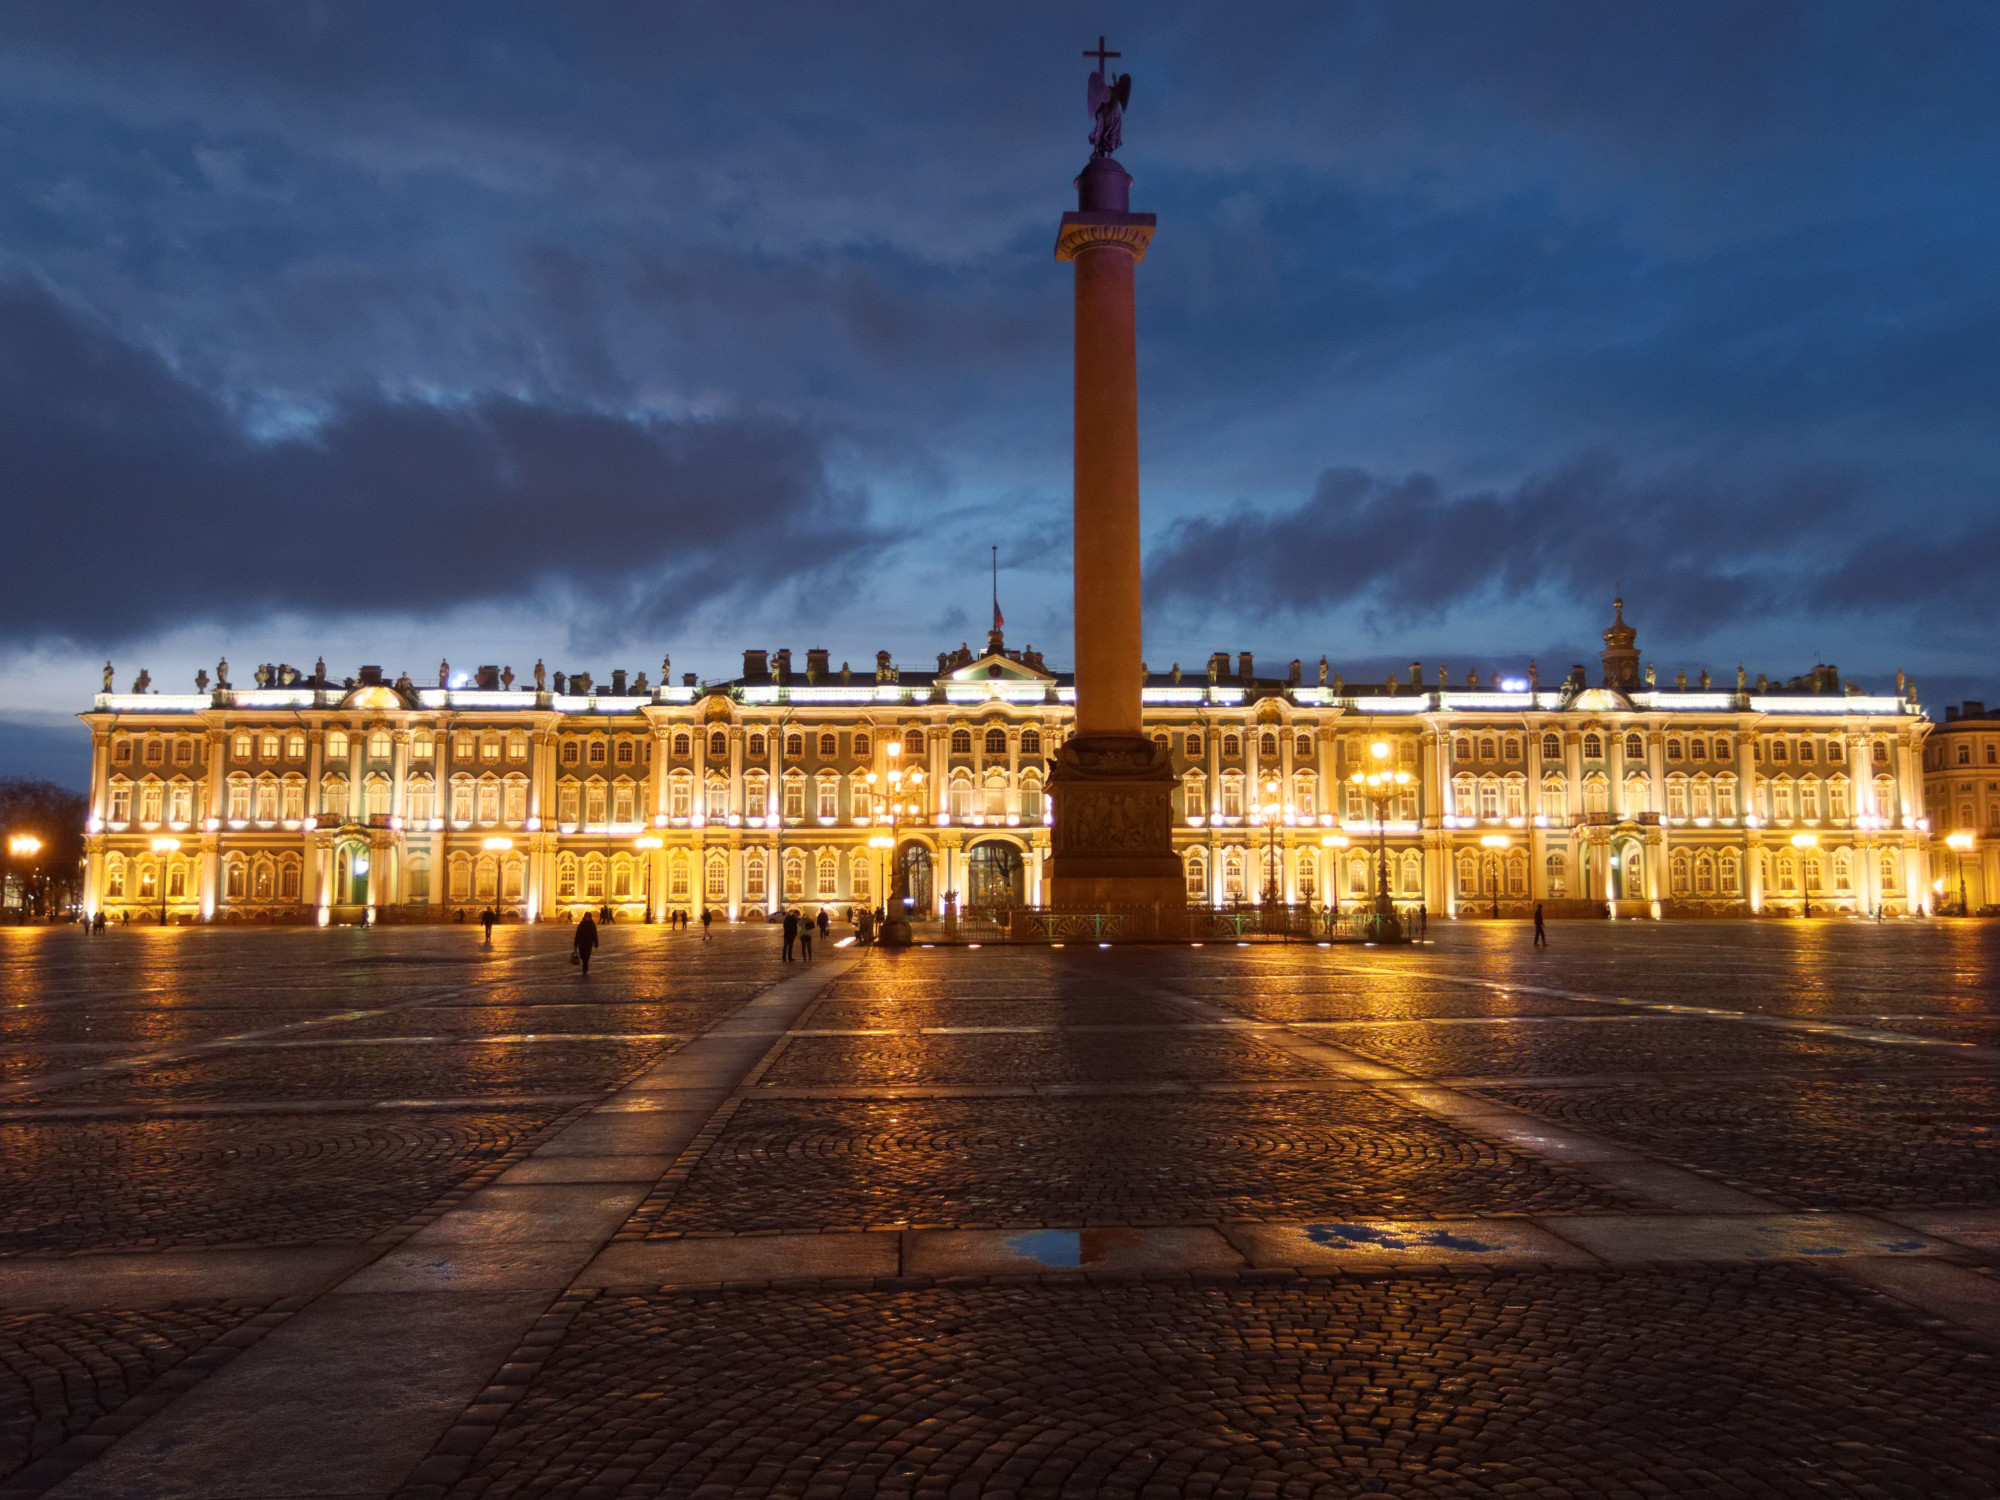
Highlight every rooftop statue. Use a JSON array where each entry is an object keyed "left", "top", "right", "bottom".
[{"left": 1085, "top": 37, "right": 1130, "bottom": 157}]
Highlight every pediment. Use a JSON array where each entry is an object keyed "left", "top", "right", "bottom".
[{"left": 948, "top": 653, "right": 1053, "bottom": 683}]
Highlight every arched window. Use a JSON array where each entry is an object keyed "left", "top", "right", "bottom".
[
  {"left": 105, "top": 855, "right": 126, "bottom": 899},
  {"left": 1832, "top": 849, "right": 1853, "bottom": 893},
  {"left": 449, "top": 855, "right": 472, "bottom": 901},
  {"left": 1184, "top": 732, "right": 1203, "bottom": 758},
  {"left": 984, "top": 728, "right": 1007, "bottom": 754},
  {"left": 583, "top": 855, "right": 605, "bottom": 900},
  {"left": 280, "top": 856, "right": 302, "bottom": 900},
  {"left": 950, "top": 769, "right": 974, "bottom": 821},
  {"left": 615, "top": 741, "right": 634, "bottom": 766},
  {"left": 562, "top": 742, "right": 580, "bottom": 765},
  {"left": 476, "top": 856, "right": 499, "bottom": 901},
  {"left": 1292, "top": 770, "right": 1317, "bottom": 816},
  {"left": 1222, "top": 734, "right": 1241, "bottom": 759},
  {"left": 1542, "top": 733, "right": 1561, "bottom": 759},
  {"left": 503, "top": 857, "right": 524, "bottom": 902},
  {"left": 1452, "top": 772, "right": 1475, "bottom": 814},
  {"left": 1541, "top": 775, "right": 1566, "bottom": 822},
  {"left": 854, "top": 734, "right": 871, "bottom": 758},
  {"left": 1456, "top": 851, "right": 1478, "bottom": 897},
  {"left": 950, "top": 729, "right": 973, "bottom": 754},
  {"left": 1827, "top": 778, "right": 1849, "bottom": 820},
  {"left": 556, "top": 854, "right": 578, "bottom": 901},
  {"left": 669, "top": 852, "right": 691, "bottom": 900},
  {"left": 817, "top": 853, "right": 839, "bottom": 898},
  {"left": 1479, "top": 776, "right": 1501, "bottom": 819},
  {"left": 1878, "top": 851, "right": 1898, "bottom": 893},
  {"left": 1670, "top": 849, "right": 1690, "bottom": 894},
  {"left": 1665, "top": 775, "right": 1687, "bottom": 820},
  {"left": 1184, "top": 847, "right": 1208, "bottom": 900},
  {"left": 782, "top": 772, "right": 806, "bottom": 821},
  {"left": 783, "top": 849, "right": 806, "bottom": 901},
  {"left": 704, "top": 775, "right": 728, "bottom": 822},
  {"left": 904, "top": 728, "right": 925, "bottom": 755},
  {"left": 1546, "top": 852, "right": 1568, "bottom": 897},
  {"left": 255, "top": 777, "right": 280, "bottom": 822},
  {"left": 1296, "top": 849, "right": 1318, "bottom": 900},
  {"left": 744, "top": 851, "right": 767, "bottom": 902},
  {"left": 1222, "top": 848, "right": 1246, "bottom": 903},
  {"left": 1020, "top": 729, "right": 1042, "bottom": 756},
  {"left": 1260, "top": 732, "right": 1279, "bottom": 758},
  {"left": 1478, "top": 736, "right": 1497, "bottom": 760},
  {"left": 1503, "top": 774, "right": 1526, "bottom": 820},
  {"left": 672, "top": 733, "right": 691, "bottom": 757},
  {"left": 588, "top": 741, "right": 607, "bottom": 765},
  {"left": 982, "top": 768, "right": 1008, "bottom": 819},
  {"left": 1582, "top": 733, "right": 1603, "bottom": 759},
  {"left": 610, "top": 856, "right": 632, "bottom": 899},
  {"left": 819, "top": 733, "right": 837, "bottom": 757},
  {"left": 1694, "top": 851, "right": 1715, "bottom": 895},
  {"left": 709, "top": 731, "right": 728, "bottom": 759},
  {"left": 1506, "top": 850, "right": 1528, "bottom": 896},
  {"left": 584, "top": 780, "right": 607, "bottom": 824},
  {"left": 1775, "top": 852, "right": 1797, "bottom": 894},
  {"left": 1719, "top": 850, "right": 1741, "bottom": 895},
  {"left": 849, "top": 851, "right": 872, "bottom": 901},
  {"left": 1627, "top": 733, "right": 1645, "bottom": 759},
  {"left": 786, "top": 733, "right": 804, "bottom": 758},
  {"left": 1296, "top": 733, "right": 1313, "bottom": 758},
  {"left": 1399, "top": 849, "right": 1423, "bottom": 897},
  {"left": 286, "top": 732, "right": 306, "bottom": 759},
  {"left": 1220, "top": 772, "right": 1244, "bottom": 820},
  {"left": 816, "top": 772, "right": 840, "bottom": 821},
  {"left": 705, "top": 851, "right": 728, "bottom": 901},
  {"left": 1583, "top": 774, "right": 1608, "bottom": 815},
  {"left": 503, "top": 777, "right": 528, "bottom": 824},
  {"left": 1020, "top": 769, "right": 1045, "bottom": 820},
  {"left": 748, "top": 733, "right": 767, "bottom": 760}
]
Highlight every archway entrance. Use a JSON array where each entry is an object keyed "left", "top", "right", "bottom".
[
  {"left": 895, "top": 844, "right": 934, "bottom": 916},
  {"left": 966, "top": 841, "right": 1026, "bottom": 910},
  {"left": 335, "top": 841, "right": 372, "bottom": 906},
  {"left": 1610, "top": 837, "right": 1644, "bottom": 902}
]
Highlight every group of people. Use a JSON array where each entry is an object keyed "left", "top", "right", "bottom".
[{"left": 780, "top": 907, "right": 832, "bottom": 961}]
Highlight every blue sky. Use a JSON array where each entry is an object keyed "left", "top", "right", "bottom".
[{"left": 4, "top": 2, "right": 1999, "bottom": 785}]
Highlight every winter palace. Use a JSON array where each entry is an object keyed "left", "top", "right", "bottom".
[{"left": 77, "top": 603, "right": 1939, "bottom": 925}]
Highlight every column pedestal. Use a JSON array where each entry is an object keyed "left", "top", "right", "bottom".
[{"left": 1047, "top": 735, "right": 1182, "bottom": 915}]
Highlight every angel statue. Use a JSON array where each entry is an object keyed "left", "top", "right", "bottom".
[{"left": 1086, "top": 41, "right": 1130, "bottom": 157}]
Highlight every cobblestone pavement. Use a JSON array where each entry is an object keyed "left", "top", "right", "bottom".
[
  {"left": 445, "top": 1271, "right": 2000, "bottom": 1500},
  {"left": 4, "top": 920, "right": 2000, "bottom": 1499},
  {"left": 0, "top": 1303, "right": 273, "bottom": 1483},
  {"left": 644, "top": 1093, "right": 1633, "bottom": 1234}
]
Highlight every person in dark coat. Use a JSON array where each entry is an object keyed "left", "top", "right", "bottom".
[
  {"left": 781, "top": 909, "right": 798, "bottom": 961},
  {"left": 1533, "top": 903, "right": 1548, "bottom": 947},
  {"left": 817, "top": 909, "right": 831, "bottom": 940},
  {"left": 799, "top": 915, "right": 814, "bottom": 961},
  {"left": 701, "top": 908, "right": 713, "bottom": 942},
  {"left": 573, "top": 912, "right": 599, "bottom": 975},
  {"left": 480, "top": 908, "right": 496, "bottom": 943}
]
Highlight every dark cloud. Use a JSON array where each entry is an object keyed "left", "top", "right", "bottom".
[
  {"left": 1144, "top": 457, "right": 2000, "bottom": 640},
  {"left": 0, "top": 279, "right": 870, "bottom": 644}
]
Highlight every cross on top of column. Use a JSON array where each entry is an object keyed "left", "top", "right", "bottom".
[{"left": 1085, "top": 35, "right": 1120, "bottom": 73}]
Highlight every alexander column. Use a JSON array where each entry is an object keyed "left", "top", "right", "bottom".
[{"left": 1047, "top": 38, "right": 1184, "bottom": 922}]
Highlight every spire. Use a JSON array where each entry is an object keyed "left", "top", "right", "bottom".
[{"left": 1600, "top": 596, "right": 1641, "bottom": 690}]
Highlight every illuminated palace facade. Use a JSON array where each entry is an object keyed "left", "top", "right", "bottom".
[{"left": 78, "top": 605, "right": 1934, "bottom": 925}]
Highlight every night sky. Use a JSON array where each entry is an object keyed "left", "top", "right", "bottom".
[{"left": 5, "top": 2, "right": 1999, "bottom": 786}]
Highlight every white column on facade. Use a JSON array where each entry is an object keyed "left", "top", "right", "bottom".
[{"left": 390, "top": 732, "right": 410, "bottom": 820}]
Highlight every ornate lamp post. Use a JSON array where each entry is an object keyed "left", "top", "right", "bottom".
[
  {"left": 1479, "top": 833, "right": 1511, "bottom": 918},
  {"left": 866, "top": 742, "right": 925, "bottom": 947},
  {"left": 1321, "top": 833, "right": 1348, "bottom": 918},
  {"left": 149, "top": 835, "right": 180, "bottom": 925},
  {"left": 1946, "top": 831, "right": 1975, "bottom": 915},
  {"left": 635, "top": 835, "right": 663, "bottom": 921},
  {"left": 1790, "top": 831, "right": 1818, "bottom": 918},
  {"left": 1259, "top": 775, "right": 1284, "bottom": 904},
  {"left": 1346, "top": 741, "right": 1412, "bottom": 940},
  {"left": 7, "top": 834, "right": 40, "bottom": 923}
]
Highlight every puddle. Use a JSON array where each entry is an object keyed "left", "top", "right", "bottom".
[
  {"left": 1303, "top": 1223, "right": 1499, "bottom": 1254},
  {"left": 1001, "top": 1228, "right": 1146, "bottom": 1267}
]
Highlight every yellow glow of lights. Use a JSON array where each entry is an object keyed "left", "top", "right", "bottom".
[
  {"left": 1789, "top": 832, "right": 1818, "bottom": 849},
  {"left": 1480, "top": 834, "right": 1511, "bottom": 848},
  {"left": 483, "top": 836, "right": 515, "bottom": 851},
  {"left": 1946, "top": 832, "right": 1976, "bottom": 851},
  {"left": 149, "top": 836, "right": 181, "bottom": 855},
  {"left": 1320, "top": 834, "right": 1348, "bottom": 848},
  {"left": 1370, "top": 741, "right": 1390, "bottom": 760},
  {"left": 634, "top": 836, "right": 663, "bottom": 851},
  {"left": 7, "top": 835, "right": 40, "bottom": 858}
]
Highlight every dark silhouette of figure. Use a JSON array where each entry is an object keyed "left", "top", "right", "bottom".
[
  {"left": 701, "top": 908, "right": 713, "bottom": 942},
  {"left": 481, "top": 908, "right": 496, "bottom": 943},
  {"left": 817, "top": 909, "right": 831, "bottom": 940},
  {"left": 799, "top": 917, "right": 813, "bottom": 961},
  {"left": 782, "top": 909, "right": 799, "bottom": 962},
  {"left": 1418, "top": 903, "right": 1428, "bottom": 938},
  {"left": 574, "top": 912, "right": 599, "bottom": 975},
  {"left": 1533, "top": 903, "right": 1548, "bottom": 947}
]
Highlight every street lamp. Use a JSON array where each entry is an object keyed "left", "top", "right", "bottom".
[
  {"left": 635, "top": 835, "right": 663, "bottom": 921},
  {"left": 1479, "top": 833, "right": 1512, "bottom": 918},
  {"left": 7, "top": 834, "right": 41, "bottom": 923},
  {"left": 149, "top": 835, "right": 180, "bottom": 925},
  {"left": 1946, "top": 831, "right": 1975, "bottom": 916},
  {"left": 866, "top": 741, "right": 925, "bottom": 946},
  {"left": 1259, "top": 775, "right": 1284, "bottom": 905},
  {"left": 1790, "top": 831, "right": 1818, "bottom": 918},
  {"left": 1321, "top": 833, "right": 1348, "bottom": 918},
  {"left": 1347, "top": 741, "right": 1412, "bottom": 940}
]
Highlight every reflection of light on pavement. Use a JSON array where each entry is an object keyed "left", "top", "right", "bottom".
[{"left": 834, "top": 936, "right": 856, "bottom": 948}]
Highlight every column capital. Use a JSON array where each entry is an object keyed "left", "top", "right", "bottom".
[{"left": 1055, "top": 211, "right": 1156, "bottom": 263}]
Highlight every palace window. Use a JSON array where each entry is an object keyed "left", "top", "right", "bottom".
[
  {"left": 1879, "top": 851, "right": 1899, "bottom": 893},
  {"left": 1771, "top": 780, "right": 1794, "bottom": 821},
  {"left": 745, "top": 851, "right": 767, "bottom": 902},
  {"left": 610, "top": 857, "right": 631, "bottom": 900},
  {"left": 1020, "top": 729, "right": 1041, "bottom": 755},
  {"left": 1503, "top": 736, "right": 1521, "bottom": 760},
  {"left": 1153, "top": 733, "right": 1169, "bottom": 754},
  {"left": 1671, "top": 850, "right": 1690, "bottom": 895},
  {"left": 817, "top": 776, "right": 839, "bottom": 820},
  {"left": 1183, "top": 773, "right": 1206, "bottom": 819},
  {"left": 140, "top": 782, "right": 164, "bottom": 823},
  {"left": 1872, "top": 740, "right": 1888, "bottom": 765},
  {"left": 1503, "top": 775, "right": 1526, "bottom": 820},
  {"left": 366, "top": 731, "right": 389, "bottom": 760},
  {"left": 1544, "top": 852, "right": 1567, "bottom": 898},
  {"left": 1220, "top": 773, "right": 1244, "bottom": 820},
  {"left": 562, "top": 742, "right": 580, "bottom": 765},
  {"left": 951, "top": 729, "right": 973, "bottom": 754},
  {"left": 1690, "top": 738, "right": 1707, "bottom": 761},
  {"left": 557, "top": 782, "right": 580, "bottom": 824},
  {"left": 1478, "top": 736, "right": 1496, "bottom": 760},
  {"left": 1261, "top": 733, "right": 1279, "bottom": 758},
  {"left": 705, "top": 778, "right": 728, "bottom": 821},
  {"left": 616, "top": 741, "right": 634, "bottom": 765},
  {"left": 1222, "top": 848, "right": 1246, "bottom": 903},
  {"left": 673, "top": 733, "right": 691, "bottom": 757},
  {"left": 503, "top": 778, "right": 527, "bottom": 823},
  {"left": 1222, "top": 735, "right": 1241, "bottom": 759},
  {"left": 258, "top": 733, "right": 277, "bottom": 760},
  {"left": 1664, "top": 737, "right": 1681, "bottom": 761},
  {"left": 613, "top": 781, "right": 636, "bottom": 824},
  {"left": 1582, "top": 734, "right": 1603, "bottom": 759},
  {"left": 710, "top": 732, "right": 728, "bottom": 758},
  {"left": 850, "top": 852, "right": 871, "bottom": 901},
  {"left": 786, "top": 734, "right": 804, "bottom": 758},
  {"left": 585, "top": 781, "right": 607, "bottom": 824},
  {"left": 669, "top": 852, "right": 691, "bottom": 900},
  {"left": 1828, "top": 778, "right": 1849, "bottom": 820},
  {"left": 450, "top": 778, "right": 474, "bottom": 823},
  {"left": 1716, "top": 776, "right": 1738, "bottom": 818},
  {"left": 112, "top": 739, "right": 132, "bottom": 765},
  {"left": 1479, "top": 777, "right": 1501, "bottom": 819},
  {"left": 1542, "top": 733, "right": 1561, "bottom": 759},
  {"left": 985, "top": 728, "right": 1007, "bottom": 755},
  {"left": 1666, "top": 777, "right": 1688, "bottom": 820},
  {"left": 817, "top": 854, "right": 838, "bottom": 899},
  {"left": 1772, "top": 740, "right": 1790, "bottom": 763},
  {"left": 1184, "top": 848, "right": 1208, "bottom": 901},
  {"left": 817, "top": 732, "right": 836, "bottom": 758},
  {"left": 669, "top": 773, "right": 692, "bottom": 819},
  {"left": 589, "top": 741, "right": 606, "bottom": 765},
  {"left": 1716, "top": 738, "right": 1732, "bottom": 761},
  {"left": 232, "top": 733, "right": 252, "bottom": 760},
  {"left": 1297, "top": 734, "right": 1313, "bottom": 757},
  {"left": 170, "top": 781, "right": 195, "bottom": 823},
  {"left": 784, "top": 851, "right": 805, "bottom": 901},
  {"left": 1800, "top": 740, "right": 1817, "bottom": 764},
  {"left": 1294, "top": 771, "right": 1317, "bottom": 816},
  {"left": 784, "top": 775, "right": 806, "bottom": 820},
  {"left": 228, "top": 778, "right": 252, "bottom": 821},
  {"left": 404, "top": 777, "right": 432, "bottom": 823},
  {"left": 557, "top": 855, "right": 578, "bottom": 901},
  {"left": 983, "top": 770, "right": 1008, "bottom": 818},
  {"left": 1186, "top": 733, "right": 1204, "bottom": 758},
  {"left": 477, "top": 778, "right": 501, "bottom": 824},
  {"left": 1020, "top": 770, "right": 1044, "bottom": 820},
  {"left": 950, "top": 771, "right": 974, "bottom": 821},
  {"left": 1297, "top": 849, "right": 1318, "bottom": 901},
  {"left": 583, "top": 857, "right": 604, "bottom": 900},
  {"left": 748, "top": 733, "right": 766, "bottom": 759},
  {"left": 1583, "top": 774, "right": 1608, "bottom": 815},
  {"left": 904, "top": 728, "right": 925, "bottom": 755},
  {"left": 854, "top": 734, "right": 871, "bottom": 758},
  {"left": 281, "top": 857, "right": 302, "bottom": 900}
]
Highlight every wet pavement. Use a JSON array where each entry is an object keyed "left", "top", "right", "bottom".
[{"left": 0, "top": 919, "right": 1997, "bottom": 1498}]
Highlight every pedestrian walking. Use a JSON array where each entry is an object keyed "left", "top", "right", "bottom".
[
  {"left": 480, "top": 907, "right": 496, "bottom": 944},
  {"left": 1418, "top": 903, "right": 1428, "bottom": 938},
  {"left": 573, "top": 911, "right": 599, "bottom": 975},
  {"left": 782, "top": 909, "right": 798, "bottom": 962},
  {"left": 817, "top": 909, "right": 831, "bottom": 941},
  {"left": 701, "top": 908, "right": 713, "bottom": 942},
  {"left": 1533, "top": 902, "right": 1548, "bottom": 947},
  {"left": 799, "top": 917, "right": 814, "bottom": 961}
]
